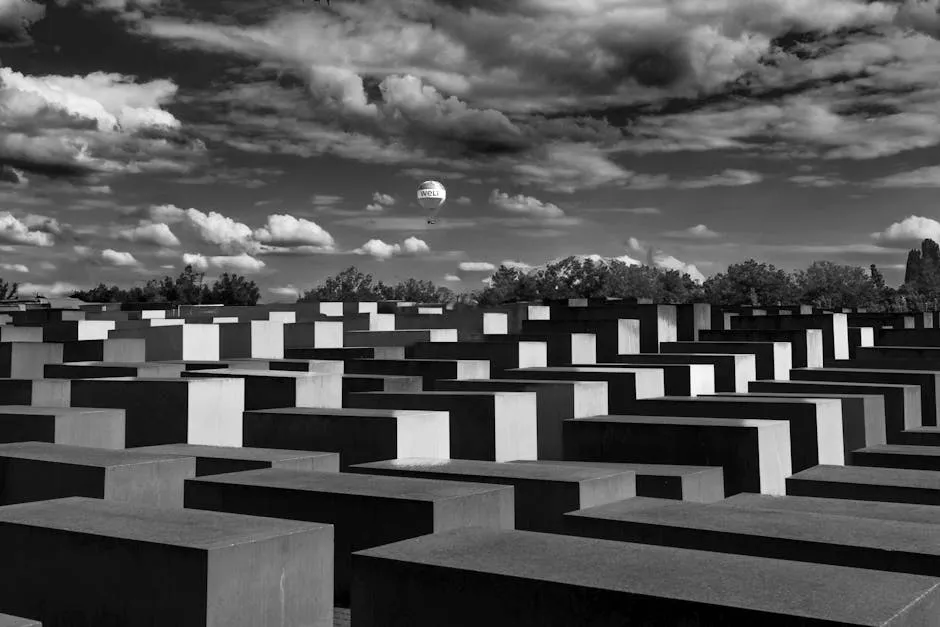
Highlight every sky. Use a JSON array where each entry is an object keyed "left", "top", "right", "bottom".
[{"left": 3, "top": 0, "right": 940, "bottom": 301}]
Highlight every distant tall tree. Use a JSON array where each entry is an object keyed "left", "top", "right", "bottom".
[
  {"left": 0, "top": 277, "right": 17, "bottom": 300},
  {"left": 383, "top": 277, "right": 452, "bottom": 303},
  {"left": 209, "top": 273, "right": 260, "bottom": 306},
  {"left": 299, "top": 266, "right": 383, "bottom": 302},
  {"left": 793, "top": 261, "right": 878, "bottom": 309},
  {"left": 477, "top": 265, "right": 539, "bottom": 305},
  {"left": 703, "top": 259, "right": 796, "bottom": 307}
]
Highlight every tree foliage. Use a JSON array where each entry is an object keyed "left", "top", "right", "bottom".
[
  {"left": 69, "top": 266, "right": 260, "bottom": 306},
  {"left": 0, "top": 277, "right": 17, "bottom": 300},
  {"left": 298, "top": 266, "right": 454, "bottom": 303}
]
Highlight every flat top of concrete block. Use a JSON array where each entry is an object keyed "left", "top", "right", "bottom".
[
  {"left": 790, "top": 464, "right": 940, "bottom": 489},
  {"left": 859, "top": 444, "right": 940, "bottom": 457},
  {"left": 246, "top": 407, "right": 448, "bottom": 418},
  {"left": 351, "top": 358, "right": 488, "bottom": 365},
  {"left": 644, "top": 395, "right": 834, "bottom": 407},
  {"left": 354, "top": 390, "right": 533, "bottom": 399},
  {"left": 0, "top": 406, "right": 120, "bottom": 417},
  {"left": 670, "top": 341, "right": 781, "bottom": 347},
  {"left": 0, "top": 613, "right": 39, "bottom": 627},
  {"left": 796, "top": 367, "right": 939, "bottom": 375},
  {"left": 756, "top": 380, "right": 918, "bottom": 390},
  {"left": 84, "top": 376, "right": 237, "bottom": 384},
  {"left": 728, "top": 392, "right": 878, "bottom": 400},
  {"left": 621, "top": 353, "right": 748, "bottom": 360},
  {"left": 571, "top": 498, "right": 940, "bottom": 555},
  {"left": 511, "top": 460, "right": 722, "bottom": 478},
  {"left": 444, "top": 378, "right": 606, "bottom": 389},
  {"left": 0, "top": 496, "right": 326, "bottom": 549},
  {"left": 353, "top": 459, "right": 634, "bottom": 482},
  {"left": 354, "top": 527, "right": 940, "bottom": 623},
  {"left": 514, "top": 367, "right": 649, "bottom": 374},
  {"left": 0, "top": 441, "right": 191, "bottom": 468},
  {"left": 722, "top": 493, "right": 940, "bottom": 525},
  {"left": 191, "top": 468, "right": 511, "bottom": 501},
  {"left": 574, "top": 415, "right": 788, "bottom": 428},
  {"left": 54, "top": 361, "right": 172, "bottom": 369},
  {"left": 133, "top": 444, "right": 338, "bottom": 462},
  {"left": 186, "top": 368, "right": 333, "bottom": 379}
]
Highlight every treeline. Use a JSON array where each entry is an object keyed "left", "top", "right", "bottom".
[
  {"left": 69, "top": 266, "right": 261, "bottom": 306},
  {"left": 7, "top": 238, "right": 940, "bottom": 310}
]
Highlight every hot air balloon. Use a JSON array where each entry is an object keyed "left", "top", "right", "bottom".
[{"left": 417, "top": 180, "right": 446, "bottom": 225}]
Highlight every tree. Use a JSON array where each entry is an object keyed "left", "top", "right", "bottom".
[
  {"left": 383, "top": 277, "right": 452, "bottom": 303},
  {"left": 477, "top": 265, "right": 539, "bottom": 305},
  {"left": 209, "top": 273, "right": 260, "bottom": 306},
  {"left": 703, "top": 259, "right": 797, "bottom": 307},
  {"left": 0, "top": 277, "right": 17, "bottom": 300},
  {"left": 793, "top": 261, "right": 879, "bottom": 310},
  {"left": 299, "top": 266, "right": 383, "bottom": 302}
]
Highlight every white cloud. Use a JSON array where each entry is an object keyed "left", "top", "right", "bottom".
[
  {"left": 311, "top": 194, "right": 343, "bottom": 206},
  {"left": 268, "top": 285, "right": 300, "bottom": 299},
  {"left": 459, "top": 261, "right": 496, "bottom": 272},
  {"left": 253, "top": 214, "right": 335, "bottom": 251},
  {"left": 211, "top": 253, "right": 266, "bottom": 273},
  {"left": 871, "top": 216, "right": 940, "bottom": 246},
  {"left": 182, "top": 253, "right": 209, "bottom": 271},
  {"left": 0, "top": 263, "right": 28, "bottom": 273},
  {"left": 0, "top": 212, "right": 55, "bottom": 246},
  {"left": 489, "top": 189, "right": 566, "bottom": 219},
  {"left": 663, "top": 224, "right": 721, "bottom": 239},
  {"left": 185, "top": 208, "right": 255, "bottom": 254},
  {"left": 444, "top": 274, "right": 461, "bottom": 282},
  {"left": 0, "top": 0, "right": 45, "bottom": 46},
  {"left": 149, "top": 204, "right": 186, "bottom": 223},
  {"left": 402, "top": 236, "right": 430, "bottom": 255},
  {"left": 366, "top": 191, "right": 395, "bottom": 212},
  {"left": 676, "top": 169, "right": 763, "bottom": 189},
  {"left": 454, "top": 196, "right": 472, "bottom": 205},
  {"left": 870, "top": 166, "right": 940, "bottom": 188},
  {"left": 101, "top": 249, "right": 140, "bottom": 267},
  {"left": 354, "top": 239, "right": 401, "bottom": 260},
  {"left": 16, "top": 281, "right": 81, "bottom": 297},
  {"left": 501, "top": 260, "right": 533, "bottom": 271},
  {"left": 118, "top": 221, "right": 180, "bottom": 247}
]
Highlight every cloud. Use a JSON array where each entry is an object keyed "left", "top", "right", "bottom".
[
  {"left": 366, "top": 192, "right": 396, "bottom": 212},
  {"left": 100, "top": 249, "right": 140, "bottom": 267},
  {"left": 501, "top": 259, "right": 533, "bottom": 271},
  {"left": 117, "top": 221, "right": 180, "bottom": 247},
  {"left": 354, "top": 239, "right": 401, "bottom": 260},
  {"left": 311, "top": 194, "right": 343, "bottom": 206},
  {"left": 268, "top": 285, "right": 300, "bottom": 299},
  {"left": 0, "top": 0, "right": 45, "bottom": 46},
  {"left": 621, "top": 207, "right": 661, "bottom": 215},
  {"left": 0, "top": 67, "right": 205, "bottom": 180},
  {"left": 454, "top": 196, "right": 472, "bottom": 205},
  {"left": 16, "top": 281, "right": 81, "bottom": 297},
  {"left": 459, "top": 261, "right": 496, "bottom": 272},
  {"left": 184, "top": 208, "right": 255, "bottom": 254},
  {"left": 870, "top": 166, "right": 940, "bottom": 188},
  {"left": 252, "top": 214, "right": 336, "bottom": 251},
  {"left": 489, "top": 189, "right": 565, "bottom": 219},
  {"left": 444, "top": 273, "right": 461, "bottom": 282},
  {"left": 0, "top": 211, "right": 55, "bottom": 246},
  {"left": 662, "top": 224, "right": 721, "bottom": 239},
  {"left": 149, "top": 204, "right": 186, "bottom": 223},
  {"left": 182, "top": 252, "right": 266, "bottom": 273},
  {"left": 871, "top": 216, "right": 940, "bottom": 247},
  {"left": 402, "top": 236, "right": 430, "bottom": 254},
  {"left": 0, "top": 262, "right": 27, "bottom": 273},
  {"left": 789, "top": 174, "right": 845, "bottom": 187},
  {"left": 676, "top": 169, "right": 763, "bottom": 189}
]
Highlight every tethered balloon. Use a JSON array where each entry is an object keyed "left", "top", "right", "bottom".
[{"left": 417, "top": 180, "right": 446, "bottom": 225}]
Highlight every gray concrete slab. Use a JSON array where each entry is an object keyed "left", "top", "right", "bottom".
[
  {"left": 133, "top": 444, "right": 340, "bottom": 476},
  {"left": 787, "top": 464, "right": 940, "bottom": 506}
]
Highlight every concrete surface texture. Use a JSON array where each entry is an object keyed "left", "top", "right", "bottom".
[{"left": 3, "top": 300, "right": 940, "bottom": 624}]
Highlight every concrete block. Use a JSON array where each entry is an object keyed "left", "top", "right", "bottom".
[
  {"left": 286, "top": 346, "right": 405, "bottom": 360},
  {"left": 0, "top": 613, "right": 39, "bottom": 627},
  {"left": 225, "top": 358, "right": 344, "bottom": 374},
  {"left": 565, "top": 497, "right": 940, "bottom": 579},
  {"left": 622, "top": 396, "right": 844, "bottom": 471},
  {"left": 40, "top": 321, "right": 116, "bottom": 342},
  {"left": 849, "top": 326, "right": 874, "bottom": 359},
  {"left": 344, "top": 358, "right": 489, "bottom": 388},
  {"left": 722, "top": 492, "right": 940, "bottom": 525},
  {"left": 344, "top": 329, "right": 457, "bottom": 348},
  {"left": 0, "top": 496, "right": 333, "bottom": 627},
  {"left": 408, "top": 339, "right": 547, "bottom": 375},
  {"left": 595, "top": 362, "right": 715, "bottom": 396},
  {"left": 521, "top": 319, "right": 640, "bottom": 361},
  {"left": 350, "top": 527, "right": 940, "bottom": 627},
  {"left": 0, "top": 406, "right": 124, "bottom": 449},
  {"left": 70, "top": 377, "right": 245, "bottom": 447},
  {"left": 283, "top": 321, "right": 344, "bottom": 349},
  {"left": 787, "top": 464, "right": 940, "bottom": 506},
  {"left": 661, "top": 341, "right": 792, "bottom": 380},
  {"left": 432, "top": 378, "right": 607, "bottom": 461},
  {"left": 699, "top": 328, "right": 823, "bottom": 368},
  {"left": 60, "top": 338, "right": 146, "bottom": 363},
  {"left": 0, "top": 442, "right": 194, "bottom": 507},
  {"left": 506, "top": 367, "right": 664, "bottom": 413},
  {"left": 0, "top": 343, "right": 63, "bottom": 378},
  {"left": 676, "top": 302, "right": 711, "bottom": 341},
  {"left": 45, "top": 361, "right": 185, "bottom": 379},
  {"left": 351, "top": 458, "right": 635, "bottom": 533},
  {"left": 108, "top": 324, "right": 220, "bottom": 361},
  {"left": 0, "top": 327, "right": 42, "bottom": 342},
  {"left": 185, "top": 468, "right": 513, "bottom": 604},
  {"left": 347, "top": 390, "right": 537, "bottom": 462},
  {"left": 133, "top": 444, "right": 340, "bottom": 476},
  {"left": 731, "top": 313, "right": 849, "bottom": 362},
  {"left": 0, "top": 379, "right": 70, "bottom": 407},
  {"left": 244, "top": 407, "right": 450, "bottom": 470},
  {"left": 183, "top": 368, "right": 342, "bottom": 410},
  {"left": 342, "top": 374, "right": 423, "bottom": 403},
  {"left": 614, "top": 352, "right": 756, "bottom": 393},
  {"left": 563, "top": 415, "right": 792, "bottom": 496},
  {"left": 218, "top": 321, "right": 284, "bottom": 359},
  {"left": 749, "top": 379, "right": 921, "bottom": 445},
  {"left": 513, "top": 459, "right": 724, "bottom": 503},
  {"left": 548, "top": 304, "right": 677, "bottom": 352}
]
